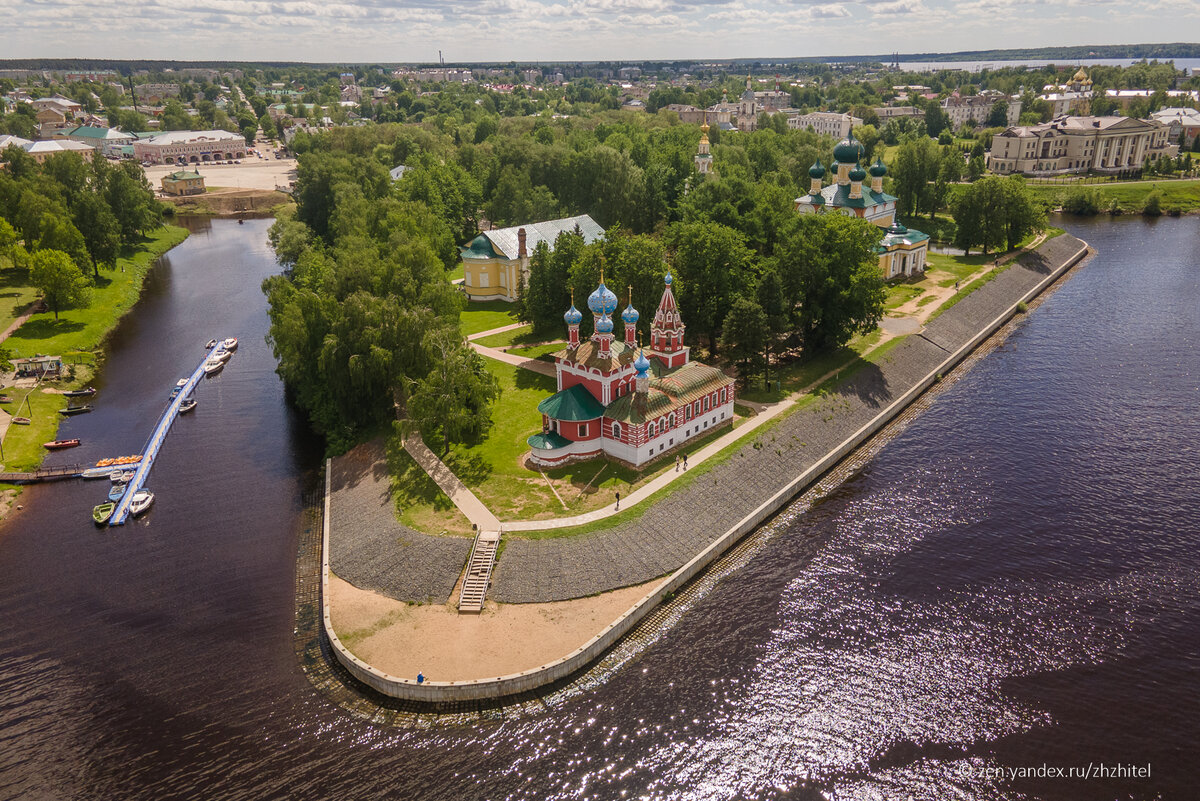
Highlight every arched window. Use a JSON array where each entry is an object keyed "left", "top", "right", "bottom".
[
  {"left": 648, "top": 422, "right": 657, "bottom": 438},
  {"left": 611, "top": 422, "right": 622, "bottom": 439},
  {"left": 720, "top": 388, "right": 726, "bottom": 404},
  {"left": 668, "top": 413, "right": 675, "bottom": 429}
]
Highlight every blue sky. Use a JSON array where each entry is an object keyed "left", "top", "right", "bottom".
[{"left": 3, "top": 0, "right": 1197, "bottom": 62}]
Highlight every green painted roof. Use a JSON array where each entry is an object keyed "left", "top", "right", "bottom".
[
  {"left": 460, "top": 233, "right": 501, "bottom": 260},
  {"left": 527, "top": 431, "right": 571, "bottom": 450},
  {"left": 164, "top": 170, "right": 202, "bottom": 180},
  {"left": 537, "top": 383, "right": 605, "bottom": 421},
  {"left": 798, "top": 182, "right": 897, "bottom": 210}
]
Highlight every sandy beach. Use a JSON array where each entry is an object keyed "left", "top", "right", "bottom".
[{"left": 328, "top": 573, "right": 667, "bottom": 682}]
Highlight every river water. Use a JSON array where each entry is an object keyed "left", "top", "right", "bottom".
[{"left": 1, "top": 215, "right": 1197, "bottom": 800}]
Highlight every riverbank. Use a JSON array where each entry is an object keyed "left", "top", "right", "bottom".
[
  {"left": 322, "top": 232, "right": 1091, "bottom": 702},
  {"left": 0, "top": 224, "right": 190, "bottom": 515},
  {"left": 161, "top": 188, "right": 293, "bottom": 218}
]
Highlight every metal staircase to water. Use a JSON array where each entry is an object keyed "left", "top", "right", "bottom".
[{"left": 457, "top": 528, "right": 500, "bottom": 613}]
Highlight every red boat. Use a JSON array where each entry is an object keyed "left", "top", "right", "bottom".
[{"left": 43, "top": 439, "right": 82, "bottom": 450}]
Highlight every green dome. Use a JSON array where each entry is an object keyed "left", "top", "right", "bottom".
[
  {"left": 849, "top": 162, "right": 867, "bottom": 182},
  {"left": 808, "top": 159, "right": 825, "bottom": 180},
  {"left": 832, "top": 134, "right": 862, "bottom": 165},
  {"left": 869, "top": 157, "right": 888, "bottom": 178}
]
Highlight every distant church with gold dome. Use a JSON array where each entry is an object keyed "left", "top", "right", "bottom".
[
  {"left": 794, "top": 133, "right": 930, "bottom": 280},
  {"left": 527, "top": 273, "right": 736, "bottom": 468}
]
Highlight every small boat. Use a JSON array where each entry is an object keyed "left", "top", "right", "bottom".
[
  {"left": 0, "top": 395, "right": 11, "bottom": 403},
  {"left": 129, "top": 490, "right": 154, "bottom": 517},
  {"left": 212, "top": 348, "right": 232, "bottom": 363},
  {"left": 203, "top": 359, "right": 224, "bottom": 377},
  {"left": 179, "top": 397, "right": 198, "bottom": 413},
  {"left": 59, "top": 404, "right": 93, "bottom": 415},
  {"left": 108, "top": 484, "right": 127, "bottom": 501},
  {"left": 11, "top": 417, "right": 30, "bottom": 425},
  {"left": 62, "top": 387, "right": 97, "bottom": 398},
  {"left": 221, "top": 337, "right": 238, "bottom": 351},
  {"left": 109, "top": 469, "right": 136, "bottom": 483},
  {"left": 176, "top": 378, "right": 189, "bottom": 388},
  {"left": 93, "top": 502, "right": 115, "bottom": 526},
  {"left": 205, "top": 338, "right": 217, "bottom": 349},
  {"left": 43, "top": 439, "right": 82, "bottom": 450}
]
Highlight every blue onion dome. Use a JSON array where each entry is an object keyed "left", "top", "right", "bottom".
[
  {"left": 869, "top": 157, "right": 888, "bottom": 178},
  {"left": 808, "top": 159, "right": 825, "bottom": 180},
  {"left": 564, "top": 304, "right": 583, "bottom": 325},
  {"left": 832, "top": 134, "right": 862, "bottom": 165},
  {"left": 595, "top": 313, "right": 614, "bottom": 334},
  {"left": 634, "top": 349, "right": 651, "bottom": 374},
  {"left": 621, "top": 303, "right": 639, "bottom": 324},
  {"left": 663, "top": 272, "right": 673, "bottom": 286},
  {"left": 849, "top": 162, "right": 867, "bottom": 182},
  {"left": 587, "top": 282, "right": 619, "bottom": 315}
]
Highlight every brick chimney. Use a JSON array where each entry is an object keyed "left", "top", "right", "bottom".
[{"left": 517, "top": 227, "right": 527, "bottom": 259}]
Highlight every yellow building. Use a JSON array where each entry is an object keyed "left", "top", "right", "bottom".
[
  {"left": 459, "top": 215, "right": 604, "bottom": 302},
  {"left": 161, "top": 170, "right": 205, "bottom": 196}
]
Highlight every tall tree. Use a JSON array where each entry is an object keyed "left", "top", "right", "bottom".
[
  {"left": 720, "top": 297, "right": 769, "bottom": 389},
  {"left": 408, "top": 329, "right": 500, "bottom": 455},
  {"left": 73, "top": 193, "right": 121, "bottom": 276},
  {"left": 666, "top": 220, "right": 756, "bottom": 354},
  {"left": 28, "top": 249, "right": 91, "bottom": 320},
  {"left": 775, "top": 214, "right": 886, "bottom": 354}
]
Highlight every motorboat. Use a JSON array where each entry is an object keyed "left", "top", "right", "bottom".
[
  {"left": 0, "top": 395, "right": 11, "bottom": 403},
  {"left": 62, "top": 387, "right": 97, "bottom": 398},
  {"left": 108, "top": 484, "right": 127, "bottom": 501},
  {"left": 93, "top": 502, "right": 115, "bottom": 525},
  {"left": 221, "top": 337, "right": 238, "bottom": 351},
  {"left": 203, "top": 359, "right": 224, "bottom": 377},
  {"left": 179, "top": 397, "right": 198, "bottom": 413},
  {"left": 212, "top": 347, "right": 233, "bottom": 363},
  {"left": 59, "top": 404, "right": 93, "bottom": 415},
  {"left": 11, "top": 417, "right": 30, "bottom": 425},
  {"left": 43, "top": 439, "right": 81, "bottom": 450},
  {"left": 110, "top": 469, "right": 136, "bottom": 483},
  {"left": 176, "top": 378, "right": 189, "bottom": 388},
  {"left": 205, "top": 338, "right": 217, "bottom": 349},
  {"left": 129, "top": 490, "right": 154, "bottom": 517}
]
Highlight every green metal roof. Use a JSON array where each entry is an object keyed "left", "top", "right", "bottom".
[
  {"left": 537, "top": 383, "right": 605, "bottom": 421},
  {"left": 460, "top": 233, "right": 501, "bottom": 260},
  {"left": 527, "top": 431, "right": 572, "bottom": 451},
  {"left": 798, "top": 182, "right": 896, "bottom": 210},
  {"left": 164, "top": 170, "right": 202, "bottom": 180}
]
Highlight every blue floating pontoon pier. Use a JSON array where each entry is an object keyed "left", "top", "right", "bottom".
[{"left": 108, "top": 342, "right": 226, "bottom": 525}]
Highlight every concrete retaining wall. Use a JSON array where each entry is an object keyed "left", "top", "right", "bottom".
[{"left": 320, "top": 237, "right": 1090, "bottom": 703}]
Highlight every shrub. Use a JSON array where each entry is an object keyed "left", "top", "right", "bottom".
[
  {"left": 1142, "top": 189, "right": 1163, "bottom": 217},
  {"left": 1061, "top": 187, "right": 1100, "bottom": 216}
]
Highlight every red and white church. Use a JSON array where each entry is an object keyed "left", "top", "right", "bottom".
[{"left": 527, "top": 273, "right": 736, "bottom": 468}]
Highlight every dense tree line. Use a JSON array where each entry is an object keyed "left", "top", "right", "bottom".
[{"left": 0, "top": 147, "right": 162, "bottom": 318}]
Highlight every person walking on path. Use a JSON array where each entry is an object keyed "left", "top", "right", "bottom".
[
  {"left": 615, "top": 491, "right": 620, "bottom": 511},
  {"left": 675, "top": 455, "right": 680, "bottom": 472},
  {"left": 683, "top": 453, "right": 688, "bottom": 471}
]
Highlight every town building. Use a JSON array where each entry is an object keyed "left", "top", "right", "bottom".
[
  {"left": 21, "top": 139, "right": 95, "bottom": 163},
  {"left": 133, "top": 84, "right": 181, "bottom": 104},
  {"left": 664, "top": 104, "right": 706, "bottom": 125},
  {"left": 873, "top": 106, "right": 925, "bottom": 122},
  {"left": 63, "top": 70, "right": 118, "bottom": 82},
  {"left": 1151, "top": 107, "right": 1200, "bottom": 148},
  {"left": 1040, "top": 68, "right": 1094, "bottom": 116},
  {"left": 32, "top": 95, "right": 82, "bottom": 116},
  {"left": 13, "top": 355, "right": 62, "bottom": 378},
  {"left": 940, "top": 92, "right": 1021, "bottom": 129},
  {"left": 160, "top": 170, "right": 205, "bottom": 196},
  {"left": 988, "top": 116, "right": 1178, "bottom": 176},
  {"left": 1104, "top": 89, "right": 1153, "bottom": 110},
  {"left": 459, "top": 215, "right": 604, "bottom": 302},
  {"left": 795, "top": 134, "right": 929, "bottom": 280},
  {"left": 53, "top": 125, "right": 135, "bottom": 158},
  {"left": 132, "top": 130, "right": 247, "bottom": 164},
  {"left": 527, "top": 274, "right": 736, "bottom": 468},
  {"left": 788, "top": 111, "right": 862, "bottom": 139}
]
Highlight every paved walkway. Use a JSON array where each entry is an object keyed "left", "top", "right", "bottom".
[
  {"left": 465, "top": 322, "right": 526, "bottom": 342},
  {"left": 0, "top": 302, "right": 41, "bottom": 344},
  {"left": 403, "top": 434, "right": 500, "bottom": 530},
  {"left": 468, "top": 342, "right": 557, "bottom": 377}
]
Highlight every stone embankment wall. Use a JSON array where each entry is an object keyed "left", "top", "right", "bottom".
[{"left": 322, "top": 234, "right": 1089, "bottom": 702}]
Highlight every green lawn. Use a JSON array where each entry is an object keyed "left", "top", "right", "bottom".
[
  {"left": 5, "top": 225, "right": 189, "bottom": 358},
  {"left": 0, "top": 388, "right": 79, "bottom": 472},
  {"left": 383, "top": 433, "right": 474, "bottom": 537},
  {"left": 885, "top": 283, "right": 925, "bottom": 310},
  {"left": 459, "top": 299, "right": 521, "bottom": 337},
  {"left": 447, "top": 263, "right": 464, "bottom": 283},
  {"left": 0, "top": 263, "right": 42, "bottom": 336},
  {"left": 1028, "top": 178, "right": 1200, "bottom": 213}
]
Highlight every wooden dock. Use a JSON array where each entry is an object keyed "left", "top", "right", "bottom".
[
  {"left": 457, "top": 529, "right": 500, "bottom": 613},
  {"left": 0, "top": 464, "right": 84, "bottom": 483}
]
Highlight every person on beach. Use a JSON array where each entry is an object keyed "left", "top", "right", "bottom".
[{"left": 417, "top": 671, "right": 425, "bottom": 684}]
